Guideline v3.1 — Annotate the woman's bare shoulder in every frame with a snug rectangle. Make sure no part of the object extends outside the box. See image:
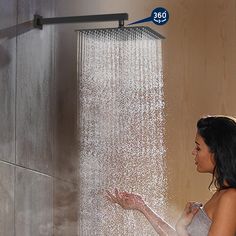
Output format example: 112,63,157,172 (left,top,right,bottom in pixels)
216,188,236,212
220,188,236,200
219,188,236,204
209,189,236,235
